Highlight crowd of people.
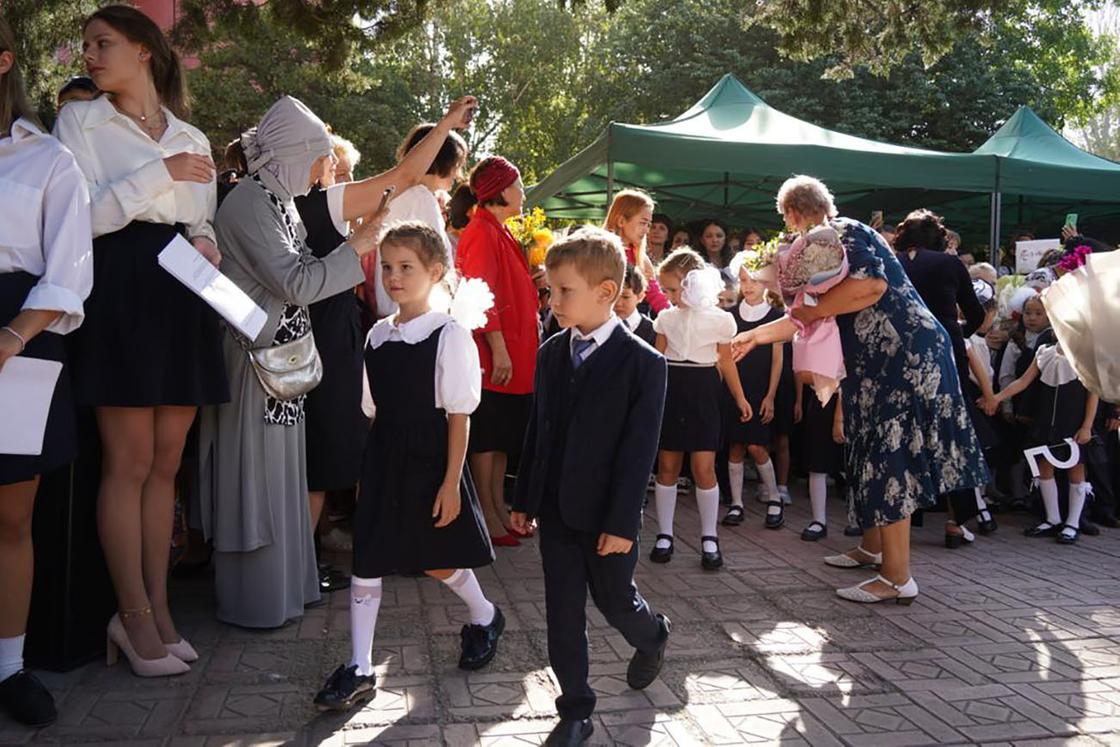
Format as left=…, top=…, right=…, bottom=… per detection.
left=2, top=7, right=1119, bottom=745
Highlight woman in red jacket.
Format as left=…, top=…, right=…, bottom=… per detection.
left=457, top=157, right=539, bottom=545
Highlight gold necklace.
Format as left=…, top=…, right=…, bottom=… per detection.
left=112, top=98, right=165, bottom=133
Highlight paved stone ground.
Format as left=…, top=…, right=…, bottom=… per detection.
left=4, top=483, right=1120, bottom=746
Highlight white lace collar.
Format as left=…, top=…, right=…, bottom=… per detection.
left=1035, top=344, right=1079, bottom=387
left=740, top=299, right=771, bottom=323
left=367, top=310, right=454, bottom=349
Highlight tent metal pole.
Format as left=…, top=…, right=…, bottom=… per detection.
left=988, top=192, right=1002, bottom=268
left=606, top=159, right=614, bottom=206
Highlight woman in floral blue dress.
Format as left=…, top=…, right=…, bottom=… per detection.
left=731, top=176, right=988, bottom=605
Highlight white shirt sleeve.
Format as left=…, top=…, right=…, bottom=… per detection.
left=435, top=322, right=482, bottom=414
left=22, top=151, right=94, bottom=334
left=325, top=184, right=350, bottom=238
left=718, top=308, right=737, bottom=342
left=53, top=106, right=175, bottom=238
left=997, top=343, right=1021, bottom=415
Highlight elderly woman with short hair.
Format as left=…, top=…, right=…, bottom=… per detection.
left=731, top=175, right=988, bottom=605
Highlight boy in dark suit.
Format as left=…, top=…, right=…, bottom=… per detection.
left=512, top=228, right=670, bottom=747
left=614, top=264, right=657, bottom=345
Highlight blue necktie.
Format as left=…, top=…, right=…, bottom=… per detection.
left=571, top=338, right=595, bottom=370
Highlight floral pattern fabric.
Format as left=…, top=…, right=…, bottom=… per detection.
left=832, top=218, right=989, bottom=528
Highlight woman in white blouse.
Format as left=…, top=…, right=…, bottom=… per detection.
left=54, top=5, right=227, bottom=678
left=0, top=19, right=92, bottom=726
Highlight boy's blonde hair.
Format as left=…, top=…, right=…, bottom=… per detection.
left=604, top=189, right=656, bottom=268
left=657, top=246, right=706, bottom=279
left=545, top=227, right=627, bottom=300
left=969, top=262, right=998, bottom=286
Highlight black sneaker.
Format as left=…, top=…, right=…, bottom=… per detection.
left=627, top=614, right=671, bottom=690
left=459, top=605, right=505, bottom=671
left=0, top=670, right=56, bottom=727
left=313, top=664, right=376, bottom=711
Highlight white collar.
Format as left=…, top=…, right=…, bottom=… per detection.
left=8, top=117, right=44, bottom=142
left=623, top=309, right=642, bottom=331
left=740, top=299, right=771, bottom=323
left=368, top=310, right=454, bottom=348
left=84, top=95, right=204, bottom=147
left=571, top=315, right=620, bottom=349
left=1035, top=344, right=1079, bottom=387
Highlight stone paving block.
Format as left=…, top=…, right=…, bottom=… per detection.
left=850, top=648, right=993, bottom=691
left=441, top=669, right=557, bottom=719
left=688, top=699, right=844, bottom=746
left=722, top=620, right=829, bottom=654
left=666, top=660, right=780, bottom=704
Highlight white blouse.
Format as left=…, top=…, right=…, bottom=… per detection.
left=653, top=305, right=737, bottom=364
left=1035, top=344, right=1079, bottom=387
left=53, top=96, right=216, bottom=242
left=374, top=185, right=452, bottom=317
left=366, top=311, right=481, bottom=414
left=965, top=333, right=992, bottom=386
left=0, top=118, right=93, bottom=334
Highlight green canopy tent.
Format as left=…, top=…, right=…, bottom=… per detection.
left=527, top=74, right=996, bottom=232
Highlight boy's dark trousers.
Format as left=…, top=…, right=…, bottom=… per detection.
left=539, top=499, right=661, bottom=721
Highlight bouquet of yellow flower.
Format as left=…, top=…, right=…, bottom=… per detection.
left=506, top=207, right=554, bottom=266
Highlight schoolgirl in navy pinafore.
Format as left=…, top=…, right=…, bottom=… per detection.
left=353, top=322, right=494, bottom=578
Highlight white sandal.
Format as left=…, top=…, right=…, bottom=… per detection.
left=823, top=546, right=882, bottom=569
left=836, top=575, right=918, bottom=605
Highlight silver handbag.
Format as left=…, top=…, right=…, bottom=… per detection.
left=245, top=330, right=323, bottom=401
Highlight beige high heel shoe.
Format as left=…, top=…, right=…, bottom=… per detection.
left=106, top=607, right=191, bottom=677
left=165, top=638, right=199, bottom=663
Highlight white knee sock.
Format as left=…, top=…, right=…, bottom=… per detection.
left=809, top=472, right=828, bottom=526
left=0, top=634, right=24, bottom=681
left=350, top=577, right=383, bottom=677
left=975, top=488, right=988, bottom=512
left=728, top=461, right=745, bottom=508
left=442, top=569, right=495, bottom=626
left=1039, top=478, right=1061, bottom=526
left=758, top=459, right=781, bottom=516
left=1066, top=482, right=1089, bottom=529
left=696, top=486, right=720, bottom=552
left=654, top=483, right=677, bottom=549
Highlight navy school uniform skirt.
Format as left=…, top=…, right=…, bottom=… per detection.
left=660, top=362, right=722, bottom=453
left=0, top=272, right=76, bottom=485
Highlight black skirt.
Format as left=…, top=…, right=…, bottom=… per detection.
left=0, top=272, right=77, bottom=485
left=1029, top=380, right=1089, bottom=465
left=771, top=342, right=796, bottom=436
left=69, top=221, right=229, bottom=407
left=468, top=389, right=532, bottom=455
left=304, top=293, right=369, bottom=491
left=802, top=387, right=842, bottom=475
left=660, top=363, right=722, bottom=452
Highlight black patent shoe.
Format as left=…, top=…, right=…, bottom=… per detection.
left=319, top=563, right=351, bottom=593
left=545, top=718, right=594, bottom=746
left=313, top=664, right=376, bottom=711
left=700, top=536, right=723, bottom=570
left=1056, top=524, right=1081, bottom=545
left=721, top=506, right=745, bottom=526
left=843, top=524, right=864, bottom=537
left=627, top=614, right=671, bottom=690
left=976, top=509, right=998, bottom=535
left=649, top=534, right=674, bottom=563
left=764, top=501, right=784, bottom=530
left=801, top=521, right=827, bottom=541
left=459, top=605, right=505, bottom=670
left=1024, top=522, right=1059, bottom=538
left=0, top=670, right=57, bottom=727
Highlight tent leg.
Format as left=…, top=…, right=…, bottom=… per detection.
left=606, top=160, right=614, bottom=207
left=988, top=192, right=1002, bottom=269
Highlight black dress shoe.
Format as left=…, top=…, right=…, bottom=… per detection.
left=764, top=501, right=784, bottom=529
left=318, top=563, right=351, bottom=593
left=1057, top=524, right=1081, bottom=545
left=627, top=614, right=670, bottom=690
left=700, top=535, right=723, bottom=570
left=976, top=509, right=998, bottom=535
left=0, top=670, right=57, bottom=727
left=313, top=664, right=376, bottom=711
left=1024, top=522, right=1059, bottom=538
left=545, top=718, right=593, bottom=746
left=721, top=506, right=745, bottom=526
left=459, top=605, right=505, bottom=670
left=800, top=522, right=827, bottom=541
left=1080, top=518, right=1101, bottom=537
left=649, top=534, right=674, bottom=563
left=843, top=524, right=864, bottom=537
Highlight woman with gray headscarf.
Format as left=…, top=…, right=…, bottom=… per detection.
left=199, top=96, right=383, bottom=628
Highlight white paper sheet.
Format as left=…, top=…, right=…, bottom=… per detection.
left=0, top=357, right=63, bottom=456
left=158, top=235, right=267, bottom=340
left=1015, top=238, right=1060, bottom=274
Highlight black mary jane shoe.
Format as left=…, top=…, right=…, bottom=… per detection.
left=544, top=718, right=594, bottom=747
left=843, top=524, right=864, bottom=537
left=800, top=522, right=827, bottom=542
left=1024, top=522, right=1059, bottom=538
left=313, top=664, right=376, bottom=712
left=627, top=614, right=671, bottom=690
left=459, top=605, right=506, bottom=671
left=700, top=536, right=724, bottom=570
left=721, top=506, right=745, bottom=526
left=649, top=534, right=674, bottom=564
left=1080, top=518, right=1101, bottom=537
left=319, top=563, right=352, bottom=593
left=764, top=500, right=784, bottom=530
left=1056, top=524, right=1081, bottom=545
left=976, top=509, right=998, bottom=535
left=0, top=670, right=57, bottom=727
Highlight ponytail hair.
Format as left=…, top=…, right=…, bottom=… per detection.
left=448, top=183, right=476, bottom=230
left=0, top=15, right=42, bottom=135
left=85, top=5, right=189, bottom=118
